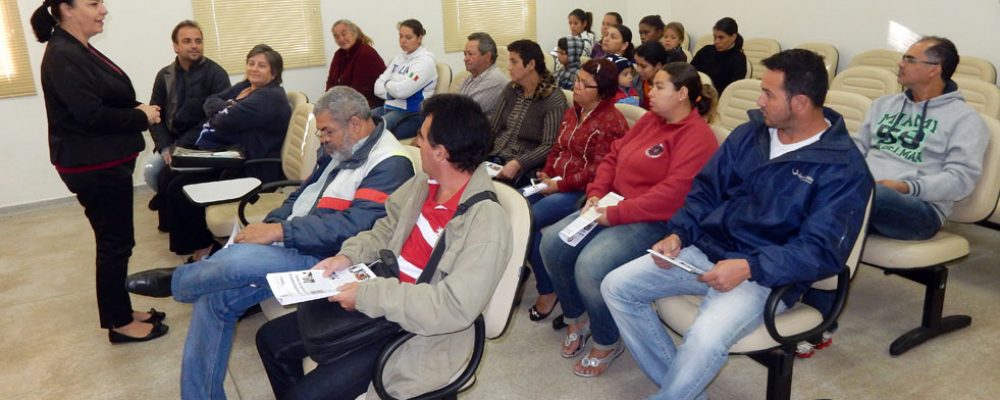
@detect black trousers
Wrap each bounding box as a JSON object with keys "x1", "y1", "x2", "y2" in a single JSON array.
[
  {"x1": 59, "y1": 160, "x2": 136, "y2": 329},
  {"x1": 256, "y1": 312, "x2": 390, "y2": 400},
  {"x1": 158, "y1": 168, "x2": 220, "y2": 255}
]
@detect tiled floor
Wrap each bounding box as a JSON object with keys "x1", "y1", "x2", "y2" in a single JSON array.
[{"x1": 2, "y1": 190, "x2": 998, "y2": 399}]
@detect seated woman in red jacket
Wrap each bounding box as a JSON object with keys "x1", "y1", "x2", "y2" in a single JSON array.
[
  {"x1": 326, "y1": 19, "x2": 386, "y2": 108},
  {"x1": 539, "y1": 62, "x2": 719, "y2": 377},
  {"x1": 526, "y1": 59, "x2": 629, "y2": 323}
]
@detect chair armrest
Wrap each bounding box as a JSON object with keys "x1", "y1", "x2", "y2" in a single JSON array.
[
  {"x1": 762, "y1": 266, "x2": 850, "y2": 346},
  {"x1": 219, "y1": 157, "x2": 282, "y2": 179},
  {"x1": 373, "y1": 315, "x2": 486, "y2": 400},
  {"x1": 236, "y1": 179, "x2": 302, "y2": 226}
]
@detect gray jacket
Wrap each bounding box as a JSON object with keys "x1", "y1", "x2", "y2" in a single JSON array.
[
  {"x1": 854, "y1": 81, "x2": 989, "y2": 220},
  {"x1": 338, "y1": 165, "x2": 512, "y2": 398}
]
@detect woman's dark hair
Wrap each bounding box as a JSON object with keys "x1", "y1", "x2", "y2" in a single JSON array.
[
  {"x1": 580, "y1": 58, "x2": 619, "y2": 100},
  {"x1": 247, "y1": 44, "x2": 284, "y2": 85},
  {"x1": 713, "y1": 17, "x2": 739, "y2": 36},
  {"x1": 605, "y1": 12, "x2": 623, "y2": 26},
  {"x1": 568, "y1": 9, "x2": 593, "y2": 33},
  {"x1": 508, "y1": 39, "x2": 547, "y2": 76},
  {"x1": 635, "y1": 41, "x2": 670, "y2": 67},
  {"x1": 31, "y1": 0, "x2": 74, "y2": 43},
  {"x1": 607, "y1": 24, "x2": 635, "y2": 59},
  {"x1": 398, "y1": 19, "x2": 426, "y2": 37},
  {"x1": 639, "y1": 15, "x2": 666, "y2": 32},
  {"x1": 661, "y1": 62, "x2": 718, "y2": 123},
  {"x1": 420, "y1": 94, "x2": 491, "y2": 173},
  {"x1": 712, "y1": 17, "x2": 743, "y2": 51}
]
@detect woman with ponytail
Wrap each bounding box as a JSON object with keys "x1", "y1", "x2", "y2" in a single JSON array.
[
  {"x1": 540, "y1": 61, "x2": 718, "y2": 378},
  {"x1": 567, "y1": 8, "x2": 596, "y2": 56},
  {"x1": 691, "y1": 17, "x2": 748, "y2": 93},
  {"x1": 34, "y1": 0, "x2": 168, "y2": 343}
]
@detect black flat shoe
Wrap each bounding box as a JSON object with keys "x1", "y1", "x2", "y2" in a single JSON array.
[
  {"x1": 147, "y1": 194, "x2": 160, "y2": 211},
  {"x1": 126, "y1": 268, "x2": 176, "y2": 298},
  {"x1": 552, "y1": 314, "x2": 568, "y2": 330},
  {"x1": 139, "y1": 308, "x2": 166, "y2": 324},
  {"x1": 108, "y1": 322, "x2": 169, "y2": 344},
  {"x1": 528, "y1": 299, "x2": 559, "y2": 322}
]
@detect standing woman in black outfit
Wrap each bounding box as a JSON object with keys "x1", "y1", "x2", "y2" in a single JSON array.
[{"x1": 32, "y1": 0, "x2": 169, "y2": 343}]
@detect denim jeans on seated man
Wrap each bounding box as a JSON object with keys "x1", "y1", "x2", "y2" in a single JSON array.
[
  {"x1": 601, "y1": 246, "x2": 786, "y2": 400},
  {"x1": 172, "y1": 243, "x2": 322, "y2": 399},
  {"x1": 372, "y1": 106, "x2": 422, "y2": 140},
  {"x1": 540, "y1": 210, "x2": 669, "y2": 349},
  {"x1": 869, "y1": 184, "x2": 943, "y2": 240},
  {"x1": 524, "y1": 190, "x2": 584, "y2": 298}
]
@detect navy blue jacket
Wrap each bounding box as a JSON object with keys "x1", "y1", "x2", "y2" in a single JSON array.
[
  {"x1": 198, "y1": 80, "x2": 291, "y2": 182},
  {"x1": 263, "y1": 123, "x2": 414, "y2": 258},
  {"x1": 667, "y1": 108, "x2": 874, "y2": 306}
]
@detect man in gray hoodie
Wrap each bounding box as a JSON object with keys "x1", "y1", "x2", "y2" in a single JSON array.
[{"x1": 854, "y1": 36, "x2": 989, "y2": 240}]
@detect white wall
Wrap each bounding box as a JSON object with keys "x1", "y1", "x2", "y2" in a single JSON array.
[
  {"x1": 634, "y1": 0, "x2": 1000, "y2": 75},
  {"x1": 4, "y1": 0, "x2": 997, "y2": 208}
]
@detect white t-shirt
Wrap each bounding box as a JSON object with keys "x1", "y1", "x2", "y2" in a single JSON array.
[{"x1": 768, "y1": 119, "x2": 831, "y2": 159}]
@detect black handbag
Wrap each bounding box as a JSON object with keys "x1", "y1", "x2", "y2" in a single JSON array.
[{"x1": 296, "y1": 191, "x2": 498, "y2": 365}]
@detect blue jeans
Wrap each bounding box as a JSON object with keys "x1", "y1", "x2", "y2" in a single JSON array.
[
  {"x1": 602, "y1": 246, "x2": 782, "y2": 400},
  {"x1": 372, "y1": 106, "x2": 421, "y2": 140},
  {"x1": 870, "y1": 184, "x2": 942, "y2": 240},
  {"x1": 172, "y1": 243, "x2": 322, "y2": 400},
  {"x1": 526, "y1": 191, "x2": 583, "y2": 295},
  {"x1": 540, "y1": 211, "x2": 669, "y2": 348}
]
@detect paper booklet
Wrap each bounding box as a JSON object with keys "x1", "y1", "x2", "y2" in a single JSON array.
[
  {"x1": 483, "y1": 161, "x2": 503, "y2": 178},
  {"x1": 520, "y1": 176, "x2": 562, "y2": 197},
  {"x1": 266, "y1": 264, "x2": 377, "y2": 306},
  {"x1": 558, "y1": 192, "x2": 624, "y2": 247},
  {"x1": 173, "y1": 146, "x2": 243, "y2": 159}
]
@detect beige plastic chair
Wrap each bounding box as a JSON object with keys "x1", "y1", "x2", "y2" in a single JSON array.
[
  {"x1": 796, "y1": 42, "x2": 839, "y2": 84},
  {"x1": 954, "y1": 77, "x2": 1000, "y2": 120},
  {"x1": 698, "y1": 71, "x2": 714, "y2": 91},
  {"x1": 614, "y1": 103, "x2": 646, "y2": 128},
  {"x1": 681, "y1": 48, "x2": 692, "y2": 62},
  {"x1": 861, "y1": 113, "x2": 1000, "y2": 356},
  {"x1": 371, "y1": 181, "x2": 532, "y2": 398},
  {"x1": 955, "y1": 55, "x2": 997, "y2": 84},
  {"x1": 434, "y1": 63, "x2": 452, "y2": 96},
  {"x1": 450, "y1": 70, "x2": 471, "y2": 94},
  {"x1": 710, "y1": 124, "x2": 731, "y2": 144},
  {"x1": 745, "y1": 56, "x2": 754, "y2": 79},
  {"x1": 714, "y1": 78, "x2": 762, "y2": 132},
  {"x1": 744, "y1": 38, "x2": 781, "y2": 80},
  {"x1": 204, "y1": 96, "x2": 319, "y2": 237},
  {"x1": 847, "y1": 49, "x2": 903, "y2": 74},
  {"x1": 657, "y1": 192, "x2": 873, "y2": 400},
  {"x1": 831, "y1": 66, "x2": 902, "y2": 101},
  {"x1": 683, "y1": 31, "x2": 691, "y2": 51},
  {"x1": 825, "y1": 90, "x2": 873, "y2": 136},
  {"x1": 562, "y1": 89, "x2": 573, "y2": 108},
  {"x1": 695, "y1": 33, "x2": 713, "y2": 53}
]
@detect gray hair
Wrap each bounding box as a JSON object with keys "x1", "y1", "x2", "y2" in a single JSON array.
[
  {"x1": 467, "y1": 32, "x2": 498, "y2": 63},
  {"x1": 314, "y1": 86, "x2": 372, "y2": 124}
]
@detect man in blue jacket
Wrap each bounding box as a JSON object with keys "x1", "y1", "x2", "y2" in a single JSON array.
[
  {"x1": 127, "y1": 86, "x2": 414, "y2": 399},
  {"x1": 601, "y1": 49, "x2": 873, "y2": 400}
]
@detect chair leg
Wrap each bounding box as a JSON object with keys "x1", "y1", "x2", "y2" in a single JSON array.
[
  {"x1": 747, "y1": 348, "x2": 794, "y2": 400},
  {"x1": 883, "y1": 265, "x2": 972, "y2": 356}
]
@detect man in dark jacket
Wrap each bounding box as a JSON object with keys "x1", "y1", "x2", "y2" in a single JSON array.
[
  {"x1": 147, "y1": 20, "x2": 230, "y2": 212},
  {"x1": 126, "y1": 86, "x2": 414, "y2": 399},
  {"x1": 601, "y1": 49, "x2": 873, "y2": 399}
]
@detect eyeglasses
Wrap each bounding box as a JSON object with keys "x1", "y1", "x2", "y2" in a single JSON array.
[
  {"x1": 901, "y1": 55, "x2": 940, "y2": 66},
  {"x1": 573, "y1": 77, "x2": 598, "y2": 89}
]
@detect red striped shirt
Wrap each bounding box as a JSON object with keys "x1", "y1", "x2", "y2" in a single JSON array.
[{"x1": 396, "y1": 180, "x2": 466, "y2": 283}]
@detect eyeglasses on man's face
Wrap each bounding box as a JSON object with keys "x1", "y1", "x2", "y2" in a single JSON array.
[{"x1": 901, "y1": 55, "x2": 940, "y2": 66}]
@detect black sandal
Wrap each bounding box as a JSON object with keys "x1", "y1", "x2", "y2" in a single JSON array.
[{"x1": 528, "y1": 299, "x2": 559, "y2": 321}]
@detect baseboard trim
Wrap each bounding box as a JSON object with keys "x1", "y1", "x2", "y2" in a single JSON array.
[{"x1": 0, "y1": 185, "x2": 153, "y2": 217}]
